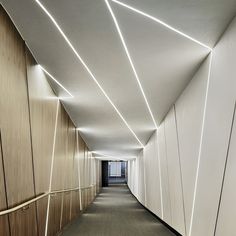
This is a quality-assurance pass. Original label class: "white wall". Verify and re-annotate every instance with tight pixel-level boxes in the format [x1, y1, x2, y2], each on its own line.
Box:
[128, 15, 236, 236]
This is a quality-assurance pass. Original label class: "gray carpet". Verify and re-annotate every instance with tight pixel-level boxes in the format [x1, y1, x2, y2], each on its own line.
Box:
[61, 185, 176, 236]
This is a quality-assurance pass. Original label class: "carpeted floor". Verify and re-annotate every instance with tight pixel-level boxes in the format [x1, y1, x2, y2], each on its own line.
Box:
[61, 185, 176, 236]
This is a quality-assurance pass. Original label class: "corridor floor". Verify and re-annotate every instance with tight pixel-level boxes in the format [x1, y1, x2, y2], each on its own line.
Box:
[61, 185, 175, 236]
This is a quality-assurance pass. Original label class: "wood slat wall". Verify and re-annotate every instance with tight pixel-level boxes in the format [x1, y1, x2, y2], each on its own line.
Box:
[0, 5, 101, 236]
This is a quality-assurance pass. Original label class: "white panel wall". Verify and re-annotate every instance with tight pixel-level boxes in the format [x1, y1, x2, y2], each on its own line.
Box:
[175, 57, 209, 235]
[190, 17, 236, 236]
[136, 150, 146, 205]
[128, 15, 236, 236]
[215, 105, 236, 236]
[164, 108, 185, 235]
[157, 122, 171, 224]
[143, 131, 162, 217]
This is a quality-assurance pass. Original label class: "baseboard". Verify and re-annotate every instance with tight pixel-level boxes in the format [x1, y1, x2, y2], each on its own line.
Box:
[127, 186, 182, 236]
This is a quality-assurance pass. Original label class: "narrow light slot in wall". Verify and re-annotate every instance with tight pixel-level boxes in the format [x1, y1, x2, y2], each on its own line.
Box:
[105, 0, 158, 129]
[44, 100, 60, 236]
[39, 65, 73, 98]
[35, 0, 144, 148]
[188, 52, 213, 236]
[111, 0, 212, 51]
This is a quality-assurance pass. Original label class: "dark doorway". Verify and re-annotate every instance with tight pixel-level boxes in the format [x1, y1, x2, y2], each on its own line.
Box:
[102, 161, 109, 187]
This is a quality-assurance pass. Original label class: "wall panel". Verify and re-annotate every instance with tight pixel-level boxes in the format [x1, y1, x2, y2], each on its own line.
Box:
[175, 56, 209, 235]
[164, 108, 185, 235]
[0, 6, 38, 235]
[0, 3, 35, 208]
[215, 104, 236, 235]
[157, 122, 171, 224]
[25, 48, 58, 235]
[190, 17, 236, 236]
[0, 130, 10, 236]
[136, 150, 145, 205]
[9, 202, 38, 236]
[51, 104, 68, 191]
[143, 131, 162, 216]
[47, 193, 63, 236]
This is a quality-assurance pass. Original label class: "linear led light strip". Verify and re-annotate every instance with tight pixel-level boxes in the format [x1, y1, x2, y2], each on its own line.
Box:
[105, 0, 158, 129]
[40, 65, 73, 98]
[34, 0, 144, 148]
[188, 52, 212, 236]
[111, 0, 212, 51]
[92, 151, 136, 160]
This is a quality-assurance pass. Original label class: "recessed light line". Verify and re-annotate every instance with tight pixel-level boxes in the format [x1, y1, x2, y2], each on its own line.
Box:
[35, 0, 144, 148]
[111, 0, 212, 51]
[105, 0, 158, 129]
[40, 65, 73, 98]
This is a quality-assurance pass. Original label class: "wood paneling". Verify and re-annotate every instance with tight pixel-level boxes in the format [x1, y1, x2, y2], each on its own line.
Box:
[9, 202, 38, 236]
[51, 104, 68, 191]
[0, 4, 35, 207]
[47, 193, 63, 236]
[36, 196, 48, 236]
[0, 6, 38, 236]
[25, 48, 58, 236]
[0, 6, 100, 235]
[0, 130, 10, 236]
[71, 190, 80, 219]
[26, 48, 58, 194]
[61, 192, 71, 227]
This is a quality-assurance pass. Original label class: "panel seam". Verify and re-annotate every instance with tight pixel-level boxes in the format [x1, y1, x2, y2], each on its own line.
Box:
[0, 129, 11, 235]
[44, 99, 60, 236]
[174, 104, 187, 236]
[213, 100, 236, 235]
[24, 44, 39, 236]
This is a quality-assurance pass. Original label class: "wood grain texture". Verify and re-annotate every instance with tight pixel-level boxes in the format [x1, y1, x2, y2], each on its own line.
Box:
[71, 190, 80, 219]
[47, 193, 63, 236]
[36, 196, 49, 236]
[0, 130, 10, 236]
[9, 202, 38, 236]
[61, 192, 71, 228]
[26, 48, 58, 195]
[25, 48, 58, 236]
[0, 5, 35, 207]
[51, 104, 68, 191]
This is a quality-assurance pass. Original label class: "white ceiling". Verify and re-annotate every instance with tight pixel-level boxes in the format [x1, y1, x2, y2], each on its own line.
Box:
[1, 0, 235, 159]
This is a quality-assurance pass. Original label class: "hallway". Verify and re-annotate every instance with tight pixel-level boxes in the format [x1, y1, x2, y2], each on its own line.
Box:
[61, 185, 175, 236]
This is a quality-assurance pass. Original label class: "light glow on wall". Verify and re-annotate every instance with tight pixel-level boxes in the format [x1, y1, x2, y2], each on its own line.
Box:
[39, 65, 73, 98]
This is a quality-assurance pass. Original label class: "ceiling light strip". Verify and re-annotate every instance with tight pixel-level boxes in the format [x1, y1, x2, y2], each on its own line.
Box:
[105, 0, 158, 129]
[92, 151, 136, 160]
[112, 0, 212, 51]
[39, 65, 73, 98]
[35, 0, 144, 148]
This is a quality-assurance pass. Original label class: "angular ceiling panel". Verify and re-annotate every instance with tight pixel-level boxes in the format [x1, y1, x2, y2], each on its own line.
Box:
[39, 0, 156, 144]
[110, 1, 210, 124]
[1, 0, 143, 157]
[119, 0, 236, 47]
